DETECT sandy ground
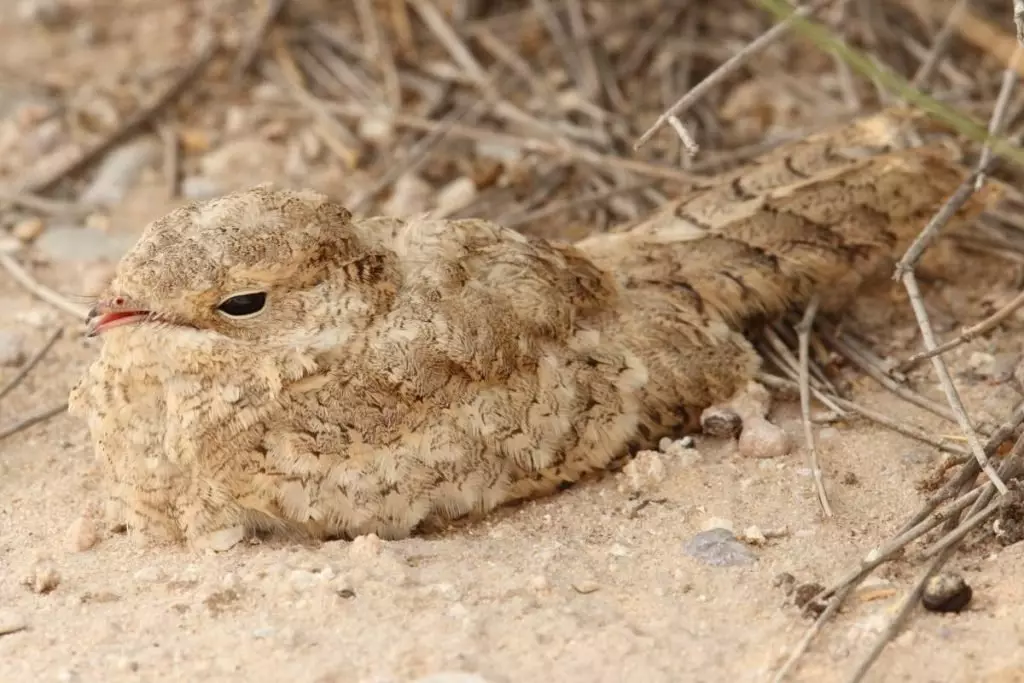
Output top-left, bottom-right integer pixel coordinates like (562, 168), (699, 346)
(4, 2), (1024, 683)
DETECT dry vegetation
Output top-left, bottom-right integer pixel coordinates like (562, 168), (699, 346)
(5, 1), (1024, 681)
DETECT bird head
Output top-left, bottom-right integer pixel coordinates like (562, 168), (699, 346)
(87, 185), (399, 350)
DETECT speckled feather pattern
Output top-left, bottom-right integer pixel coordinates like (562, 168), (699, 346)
(68, 112), (999, 545)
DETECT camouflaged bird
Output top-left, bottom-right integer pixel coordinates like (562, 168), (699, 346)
(68, 109), (999, 546)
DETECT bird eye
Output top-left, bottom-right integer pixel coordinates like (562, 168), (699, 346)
(216, 291), (267, 318)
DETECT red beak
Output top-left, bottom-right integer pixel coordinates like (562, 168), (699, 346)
(85, 305), (150, 337)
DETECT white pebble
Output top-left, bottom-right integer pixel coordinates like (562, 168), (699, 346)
(738, 417), (792, 459)
(196, 525), (244, 552)
(12, 217), (44, 242)
(358, 115), (395, 145)
(65, 515), (99, 552)
(701, 517), (735, 533)
(349, 533), (383, 561)
(620, 450), (666, 494)
(740, 525), (767, 545)
(433, 177), (477, 217)
(133, 566), (166, 583)
(80, 138), (160, 206)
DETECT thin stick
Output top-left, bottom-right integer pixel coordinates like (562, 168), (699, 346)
(899, 402), (1024, 533)
(0, 253), (90, 319)
(902, 272), (1008, 494)
(633, 0), (834, 150)
(845, 478), (1008, 682)
(771, 583), (856, 683)
(18, 35), (219, 196)
(0, 402), (67, 442)
(667, 116), (701, 158)
(323, 101), (699, 183)
(0, 327), (63, 402)
(975, 44), (1022, 184)
(756, 373), (967, 455)
(796, 297), (833, 517)
(233, 0), (290, 80)
(891, 170), (990, 280)
(899, 288), (1024, 370)
(910, 0), (971, 90)
(844, 544), (961, 683)
(354, 0), (401, 109)
(823, 330), (958, 424)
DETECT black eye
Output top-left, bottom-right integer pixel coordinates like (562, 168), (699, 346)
(216, 292), (267, 317)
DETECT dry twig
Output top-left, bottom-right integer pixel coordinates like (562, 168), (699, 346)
(0, 327), (63, 403)
(0, 253), (90, 320)
(795, 297), (833, 517)
(17, 34), (219, 196)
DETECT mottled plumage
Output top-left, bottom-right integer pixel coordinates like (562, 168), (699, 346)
(69, 111), (998, 546)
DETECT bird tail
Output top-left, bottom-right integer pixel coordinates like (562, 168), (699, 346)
(575, 145), (1000, 328)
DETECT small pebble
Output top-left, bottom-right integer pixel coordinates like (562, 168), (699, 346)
(738, 417), (792, 459)
(24, 562), (60, 594)
(0, 609), (27, 636)
(700, 406), (743, 438)
(683, 528), (757, 567)
(0, 330), (26, 367)
(922, 572), (972, 613)
(740, 525), (767, 545)
(65, 515), (99, 552)
(620, 450), (666, 494)
(358, 116), (395, 145)
(12, 217), (44, 242)
(702, 517), (735, 533)
(79, 138), (160, 206)
(968, 351), (995, 373)
(196, 525), (245, 553)
(434, 177), (477, 217)
(987, 352), (1020, 383)
(349, 533), (383, 561)
(475, 139), (523, 165)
